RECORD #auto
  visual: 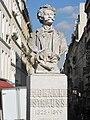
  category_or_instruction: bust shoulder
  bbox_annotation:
[57,32,66,39]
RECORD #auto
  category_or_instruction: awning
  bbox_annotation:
[0,80,14,88]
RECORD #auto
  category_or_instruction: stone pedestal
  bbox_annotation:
[27,74,67,120]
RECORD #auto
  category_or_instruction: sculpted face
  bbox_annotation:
[37,4,56,25]
[43,9,55,25]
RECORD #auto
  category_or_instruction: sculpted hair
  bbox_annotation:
[37,4,56,24]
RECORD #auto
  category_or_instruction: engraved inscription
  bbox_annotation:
[30,75,67,120]
[31,98,67,108]
[30,89,67,97]
[38,118,59,120]
[34,109,63,115]
[30,88,67,119]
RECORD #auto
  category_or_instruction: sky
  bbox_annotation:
[26,0,86,45]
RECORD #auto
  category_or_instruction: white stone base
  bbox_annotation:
[29,74,67,120]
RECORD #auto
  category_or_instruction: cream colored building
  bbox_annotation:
[0,0,12,82]
[0,1,32,118]
[78,3,87,40]
[20,0,32,86]
[0,0,32,87]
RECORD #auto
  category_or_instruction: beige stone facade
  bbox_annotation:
[0,0,32,118]
[0,0,32,86]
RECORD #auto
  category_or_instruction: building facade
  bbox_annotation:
[0,0,32,86]
[0,0,32,119]
[64,2,90,120]
[85,0,90,118]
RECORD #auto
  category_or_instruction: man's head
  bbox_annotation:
[37,4,56,26]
